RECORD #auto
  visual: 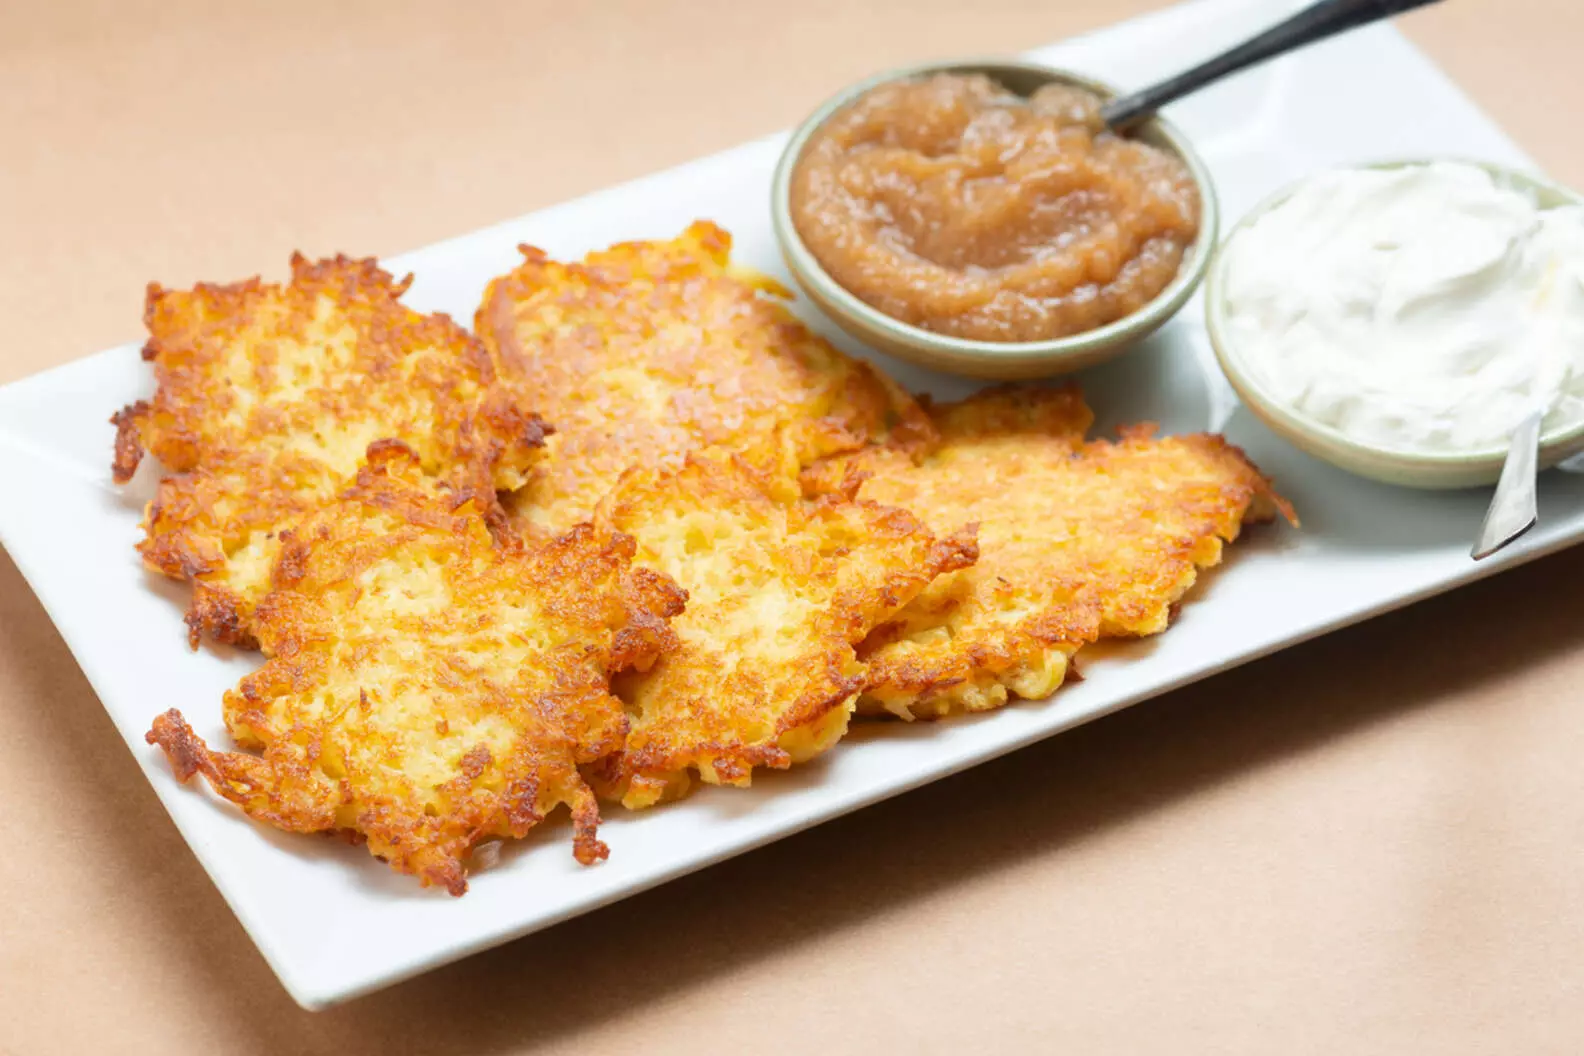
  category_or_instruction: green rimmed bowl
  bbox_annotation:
[1205,158,1584,490]
[769,59,1219,381]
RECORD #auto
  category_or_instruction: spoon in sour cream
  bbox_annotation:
[1472,410,1540,559]
[1472,263,1563,560]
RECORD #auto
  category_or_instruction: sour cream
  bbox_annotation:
[1220,161,1584,454]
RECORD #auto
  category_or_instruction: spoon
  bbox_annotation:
[1471,409,1541,560]
[1472,258,1569,560]
[1102,0,1448,131]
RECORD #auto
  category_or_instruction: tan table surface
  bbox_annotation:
[3,1,1583,1051]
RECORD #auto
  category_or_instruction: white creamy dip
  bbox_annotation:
[1220,161,1584,454]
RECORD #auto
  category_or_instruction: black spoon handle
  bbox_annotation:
[1100,0,1448,130]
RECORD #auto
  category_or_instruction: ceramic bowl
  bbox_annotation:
[1205,159,1584,489]
[769,59,1219,381]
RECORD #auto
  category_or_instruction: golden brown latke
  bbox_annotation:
[146,443,683,895]
[814,385,1294,720]
[112,254,547,648]
[476,221,933,533]
[590,452,976,808]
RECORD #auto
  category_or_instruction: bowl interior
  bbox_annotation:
[1203,158,1584,486]
[770,59,1219,377]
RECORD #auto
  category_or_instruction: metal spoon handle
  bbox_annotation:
[1472,409,1542,561]
[1100,0,1447,130]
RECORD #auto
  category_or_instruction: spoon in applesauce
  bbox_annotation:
[1102,0,1448,131]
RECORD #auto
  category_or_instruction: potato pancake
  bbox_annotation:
[823,385,1293,720]
[112,254,547,648]
[590,452,976,808]
[146,443,684,895]
[476,221,933,533]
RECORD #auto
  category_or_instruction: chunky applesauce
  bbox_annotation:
[789,73,1201,343]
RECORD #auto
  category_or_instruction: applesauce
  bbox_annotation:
[788,73,1201,343]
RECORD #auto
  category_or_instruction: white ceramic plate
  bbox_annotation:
[1,0,1574,1011]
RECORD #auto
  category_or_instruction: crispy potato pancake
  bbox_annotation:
[477,221,933,533]
[146,443,683,895]
[113,254,547,648]
[823,385,1293,720]
[590,453,976,808]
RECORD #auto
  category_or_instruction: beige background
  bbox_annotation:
[3,1,1583,1052]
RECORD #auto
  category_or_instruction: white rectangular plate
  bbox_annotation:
[1,0,1575,1011]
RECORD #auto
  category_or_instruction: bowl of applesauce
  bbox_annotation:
[771,60,1218,380]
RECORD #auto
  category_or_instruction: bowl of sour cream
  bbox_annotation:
[1205,159,1584,488]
